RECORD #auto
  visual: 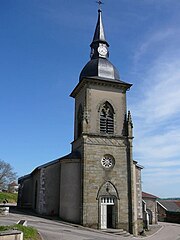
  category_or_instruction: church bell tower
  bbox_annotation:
[70,8,137,234]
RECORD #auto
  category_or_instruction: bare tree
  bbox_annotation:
[0,160,17,190]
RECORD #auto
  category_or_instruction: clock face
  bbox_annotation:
[98,46,108,56]
[101,155,114,169]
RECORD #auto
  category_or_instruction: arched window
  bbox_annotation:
[77,104,83,137]
[100,102,114,134]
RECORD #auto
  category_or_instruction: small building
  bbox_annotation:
[8,182,18,193]
[142,192,158,224]
[157,199,180,224]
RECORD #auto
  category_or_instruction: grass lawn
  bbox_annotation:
[0,224,41,240]
[0,192,17,203]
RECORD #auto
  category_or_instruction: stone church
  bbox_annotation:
[18,8,143,235]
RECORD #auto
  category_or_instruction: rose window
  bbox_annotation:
[101,155,114,169]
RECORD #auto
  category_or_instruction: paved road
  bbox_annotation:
[0,212,132,240]
[134,222,180,240]
[0,212,180,240]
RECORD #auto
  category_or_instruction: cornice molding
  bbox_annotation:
[70,77,132,98]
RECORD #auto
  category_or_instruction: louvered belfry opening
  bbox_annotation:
[100,102,114,134]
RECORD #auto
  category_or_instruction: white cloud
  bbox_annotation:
[135,128,180,160]
[133,28,175,66]
[142,166,180,197]
[134,57,180,123]
[131,27,180,197]
[146,157,180,167]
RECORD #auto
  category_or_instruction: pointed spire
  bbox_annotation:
[128,111,133,127]
[92,9,108,45]
[78,6,125,82]
[127,110,133,138]
[90,9,109,60]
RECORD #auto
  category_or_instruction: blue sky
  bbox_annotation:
[0,0,179,198]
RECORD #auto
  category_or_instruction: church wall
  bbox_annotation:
[133,163,143,234]
[136,166,143,220]
[59,159,81,224]
[72,137,83,153]
[18,177,33,209]
[31,162,60,215]
[73,83,127,139]
[43,163,60,216]
[74,87,86,140]
[32,170,41,213]
[82,137,129,230]
[72,82,133,231]
[132,163,138,234]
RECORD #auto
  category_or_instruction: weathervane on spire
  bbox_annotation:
[96,0,104,10]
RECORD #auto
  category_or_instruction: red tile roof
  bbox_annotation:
[175,201,180,208]
[142,191,158,199]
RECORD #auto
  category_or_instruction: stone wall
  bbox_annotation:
[38,168,46,214]
[134,165,143,234]
[18,176,33,208]
[143,198,157,224]
[41,163,60,215]
[60,159,81,223]
[0,230,23,240]
[81,135,129,231]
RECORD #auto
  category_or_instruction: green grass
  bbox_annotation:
[0,224,41,240]
[0,192,17,203]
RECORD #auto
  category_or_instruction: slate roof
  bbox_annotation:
[36,151,81,170]
[18,151,81,183]
[158,200,180,212]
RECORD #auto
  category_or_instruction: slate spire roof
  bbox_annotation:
[79,9,122,82]
[91,9,109,47]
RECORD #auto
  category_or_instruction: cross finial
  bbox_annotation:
[96,1,104,10]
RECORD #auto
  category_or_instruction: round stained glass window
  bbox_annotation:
[101,155,114,169]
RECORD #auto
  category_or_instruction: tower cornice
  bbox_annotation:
[70,77,132,98]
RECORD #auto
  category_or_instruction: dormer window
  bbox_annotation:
[100,102,114,134]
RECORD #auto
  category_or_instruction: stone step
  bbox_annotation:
[102,229,132,237]
[116,232,132,237]
[103,229,124,233]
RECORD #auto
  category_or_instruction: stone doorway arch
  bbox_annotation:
[97,181,119,229]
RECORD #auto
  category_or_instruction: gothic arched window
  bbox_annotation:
[100,102,114,134]
[77,104,83,138]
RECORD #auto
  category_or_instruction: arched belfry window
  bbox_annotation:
[77,104,83,138]
[100,102,114,134]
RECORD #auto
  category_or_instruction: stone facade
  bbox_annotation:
[18,174,33,209]
[142,192,158,224]
[69,78,142,234]
[60,159,81,223]
[133,162,143,232]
